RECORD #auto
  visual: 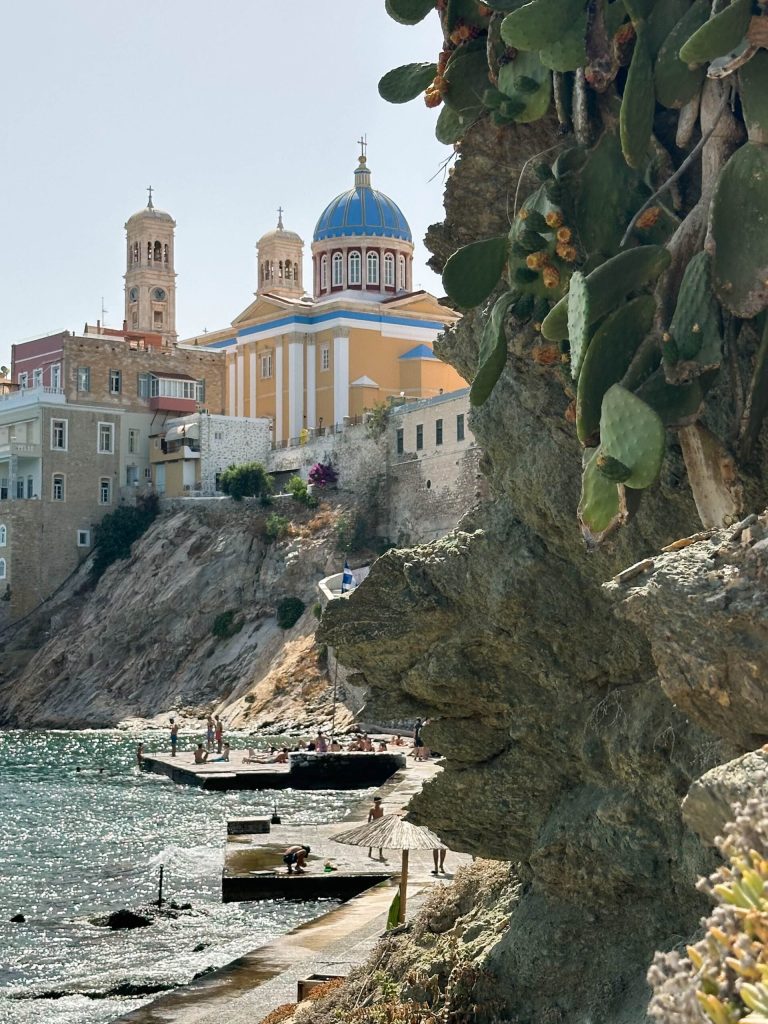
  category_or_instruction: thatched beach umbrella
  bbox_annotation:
[331,814,446,923]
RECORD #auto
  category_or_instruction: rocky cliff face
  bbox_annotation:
[319,116,764,1024]
[0,500,356,731]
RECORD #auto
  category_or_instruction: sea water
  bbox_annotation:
[0,730,367,1024]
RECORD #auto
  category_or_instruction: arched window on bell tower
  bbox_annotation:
[154,240,162,262]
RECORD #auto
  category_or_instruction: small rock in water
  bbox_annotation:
[10,913,25,923]
[89,909,152,930]
[192,941,209,952]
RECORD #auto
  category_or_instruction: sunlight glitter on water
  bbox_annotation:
[0,730,371,1024]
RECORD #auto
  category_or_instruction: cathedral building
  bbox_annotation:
[183,148,465,444]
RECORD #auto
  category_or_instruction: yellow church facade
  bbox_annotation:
[185,151,465,443]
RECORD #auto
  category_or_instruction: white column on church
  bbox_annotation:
[305,337,316,430]
[274,340,284,444]
[236,351,245,417]
[249,350,257,417]
[227,359,236,417]
[333,330,349,427]
[288,332,304,441]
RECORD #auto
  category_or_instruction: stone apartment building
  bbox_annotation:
[3,324,226,625]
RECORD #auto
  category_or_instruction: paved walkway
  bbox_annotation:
[116,758,465,1024]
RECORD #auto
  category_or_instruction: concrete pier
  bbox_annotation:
[141,749,406,791]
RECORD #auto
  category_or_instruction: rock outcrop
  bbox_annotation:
[0,500,357,730]
[319,116,765,1023]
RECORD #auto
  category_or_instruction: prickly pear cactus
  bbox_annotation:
[378,0,768,546]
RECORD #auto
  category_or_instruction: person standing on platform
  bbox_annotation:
[206,715,215,752]
[214,715,224,754]
[367,796,385,861]
[170,719,178,758]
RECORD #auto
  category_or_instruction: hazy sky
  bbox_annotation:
[0,2,450,366]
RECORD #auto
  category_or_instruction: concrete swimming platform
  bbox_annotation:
[141,748,406,791]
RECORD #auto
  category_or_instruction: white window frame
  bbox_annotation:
[320,255,328,289]
[77,366,91,392]
[348,251,361,286]
[260,352,273,379]
[367,251,380,286]
[144,467,152,480]
[51,364,61,390]
[77,529,91,547]
[18,372,28,389]
[0,558,7,580]
[384,253,395,287]
[99,477,112,505]
[51,418,68,451]
[109,369,122,394]
[398,254,406,290]
[97,421,114,454]
[52,474,65,501]
[321,345,330,372]
[332,252,343,286]
[32,368,43,388]
[0,525,6,547]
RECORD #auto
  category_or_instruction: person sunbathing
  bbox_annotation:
[194,743,209,764]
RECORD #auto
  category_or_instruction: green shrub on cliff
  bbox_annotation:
[91,493,159,580]
[220,462,273,502]
[287,475,319,509]
[276,597,305,630]
[265,513,289,541]
[211,610,242,640]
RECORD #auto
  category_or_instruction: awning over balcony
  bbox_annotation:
[165,422,199,443]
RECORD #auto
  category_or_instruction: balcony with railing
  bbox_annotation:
[0,386,65,410]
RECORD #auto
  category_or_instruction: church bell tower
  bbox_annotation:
[124,187,178,345]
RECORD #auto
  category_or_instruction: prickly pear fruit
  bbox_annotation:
[579,448,628,547]
[471,290,516,407]
[620,26,655,168]
[654,0,709,108]
[442,235,509,309]
[679,0,753,67]
[576,296,656,444]
[596,452,632,483]
[599,384,666,490]
[541,245,671,342]
[711,142,768,319]
[500,0,584,50]
[519,209,549,233]
[739,50,768,145]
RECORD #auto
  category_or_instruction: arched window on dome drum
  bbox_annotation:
[348,251,361,286]
[332,252,343,287]
[398,254,406,290]
[154,240,162,262]
[321,255,328,290]
[367,251,379,286]
[384,253,395,287]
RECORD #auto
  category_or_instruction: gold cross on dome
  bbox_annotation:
[357,134,367,160]
[147,185,154,209]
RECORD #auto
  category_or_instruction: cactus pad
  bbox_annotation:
[620,27,655,168]
[635,370,705,427]
[599,384,666,489]
[665,250,722,375]
[500,0,585,50]
[654,0,709,109]
[470,290,516,407]
[679,0,753,67]
[385,0,435,24]
[711,142,768,319]
[578,448,628,546]
[567,272,591,380]
[576,296,656,444]
[442,235,509,309]
[575,130,647,257]
[379,63,438,103]
[739,50,768,145]
[541,245,671,342]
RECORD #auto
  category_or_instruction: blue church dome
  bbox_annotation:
[313,157,412,243]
